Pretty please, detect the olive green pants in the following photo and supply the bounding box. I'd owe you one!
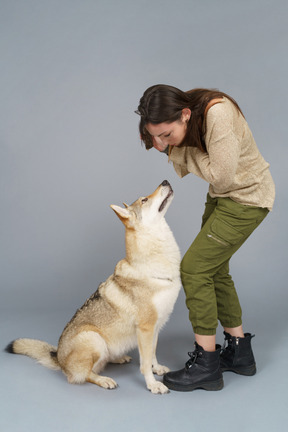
[181,194,269,336]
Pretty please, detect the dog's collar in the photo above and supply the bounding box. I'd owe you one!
[153,276,173,282]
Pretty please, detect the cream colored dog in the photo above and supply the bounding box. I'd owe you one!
[6,180,181,394]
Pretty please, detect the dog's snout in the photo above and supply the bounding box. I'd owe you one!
[161,180,170,187]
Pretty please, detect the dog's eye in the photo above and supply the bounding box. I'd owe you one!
[141,198,148,204]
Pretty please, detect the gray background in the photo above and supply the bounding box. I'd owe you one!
[1,1,287,431]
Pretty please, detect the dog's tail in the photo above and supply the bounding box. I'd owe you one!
[5,338,60,370]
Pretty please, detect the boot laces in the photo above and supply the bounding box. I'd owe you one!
[221,332,233,353]
[186,344,202,369]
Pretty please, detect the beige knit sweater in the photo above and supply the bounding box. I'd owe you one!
[169,97,275,210]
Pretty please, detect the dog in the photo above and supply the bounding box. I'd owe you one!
[6,180,181,394]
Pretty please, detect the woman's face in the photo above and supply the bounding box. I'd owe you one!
[145,108,191,152]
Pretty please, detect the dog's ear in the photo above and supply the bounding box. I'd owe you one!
[110,205,130,221]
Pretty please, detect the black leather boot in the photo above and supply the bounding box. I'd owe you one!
[163,343,224,392]
[220,332,256,376]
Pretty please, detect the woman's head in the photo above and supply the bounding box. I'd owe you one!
[136,84,243,152]
[136,85,191,150]
[144,116,191,152]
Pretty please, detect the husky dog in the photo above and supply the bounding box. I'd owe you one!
[6,180,181,394]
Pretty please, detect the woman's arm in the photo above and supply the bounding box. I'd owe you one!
[189,103,241,191]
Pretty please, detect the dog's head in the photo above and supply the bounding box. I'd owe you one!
[110,180,174,229]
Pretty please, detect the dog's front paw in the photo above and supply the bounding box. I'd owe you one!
[152,364,170,376]
[148,380,169,394]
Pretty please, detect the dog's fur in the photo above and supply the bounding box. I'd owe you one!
[6,180,181,394]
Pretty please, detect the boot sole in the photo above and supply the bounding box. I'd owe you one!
[163,377,224,392]
[221,364,256,376]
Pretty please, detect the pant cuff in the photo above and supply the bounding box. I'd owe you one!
[193,327,217,336]
[220,319,242,329]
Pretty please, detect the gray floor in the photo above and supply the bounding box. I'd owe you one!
[1,292,288,432]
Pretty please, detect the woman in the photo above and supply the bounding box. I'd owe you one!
[135,84,275,392]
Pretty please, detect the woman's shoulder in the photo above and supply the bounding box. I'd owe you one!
[204,98,225,116]
[207,97,231,114]
[206,97,239,124]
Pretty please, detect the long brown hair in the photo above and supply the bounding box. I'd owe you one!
[135,84,244,152]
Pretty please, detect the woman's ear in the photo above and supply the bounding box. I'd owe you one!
[181,108,191,122]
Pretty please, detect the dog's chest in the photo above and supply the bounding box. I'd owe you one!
[152,280,181,325]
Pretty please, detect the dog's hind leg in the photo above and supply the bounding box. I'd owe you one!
[89,353,118,389]
[64,331,117,389]
[65,353,117,389]
[110,355,132,364]
[87,371,117,389]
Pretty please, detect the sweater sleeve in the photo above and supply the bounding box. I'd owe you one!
[191,103,241,191]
